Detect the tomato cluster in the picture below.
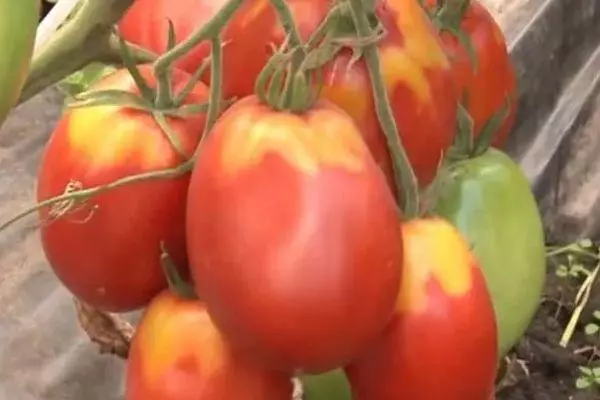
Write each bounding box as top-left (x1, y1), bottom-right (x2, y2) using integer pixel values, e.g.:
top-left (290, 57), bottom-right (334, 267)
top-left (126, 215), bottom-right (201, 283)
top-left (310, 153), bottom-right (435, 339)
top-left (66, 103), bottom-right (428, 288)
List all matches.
top-left (33, 0), bottom-right (546, 399)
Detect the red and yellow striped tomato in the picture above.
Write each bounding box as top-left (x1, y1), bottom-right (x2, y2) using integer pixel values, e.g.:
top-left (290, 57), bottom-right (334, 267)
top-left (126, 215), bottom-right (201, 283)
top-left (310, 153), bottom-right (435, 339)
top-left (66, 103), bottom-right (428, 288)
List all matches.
top-left (36, 65), bottom-right (208, 312)
top-left (126, 291), bottom-right (293, 400)
top-left (345, 217), bottom-right (498, 400)
top-left (118, 0), bottom-right (330, 101)
top-left (322, 0), bottom-right (458, 189)
top-left (185, 95), bottom-right (403, 374)
top-left (119, 0), bottom-right (457, 189)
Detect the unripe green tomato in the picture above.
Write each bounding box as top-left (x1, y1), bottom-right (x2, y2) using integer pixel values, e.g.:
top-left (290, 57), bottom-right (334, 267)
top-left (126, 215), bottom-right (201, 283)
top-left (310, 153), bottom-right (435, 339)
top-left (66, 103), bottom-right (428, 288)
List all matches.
top-left (0, 0), bottom-right (39, 127)
top-left (433, 148), bottom-right (546, 358)
top-left (304, 369), bottom-right (352, 400)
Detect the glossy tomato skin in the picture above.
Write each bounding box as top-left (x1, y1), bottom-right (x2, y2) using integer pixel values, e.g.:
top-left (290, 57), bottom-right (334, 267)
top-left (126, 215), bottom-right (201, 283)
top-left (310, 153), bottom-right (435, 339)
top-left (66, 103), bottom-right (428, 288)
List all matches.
top-left (345, 218), bottom-right (498, 400)
top-left (126, 290), bottom-right (293, 400)
top-left (118, 0), bottom-right (330, 101)
top-left (322, 0), bottom-right (458, 188)
top-left (36, 65), bottom-right (208, 312)
top-left (119, 0), bottom-right (457, 188)
top-left (426, 0), bottom-right (517, 146)
top-left (0, 0), bottom-right (39, 127)
top-left (186, 95), bottom-right (403, 374)
top-left (433, 148), bottom-right (546, 358)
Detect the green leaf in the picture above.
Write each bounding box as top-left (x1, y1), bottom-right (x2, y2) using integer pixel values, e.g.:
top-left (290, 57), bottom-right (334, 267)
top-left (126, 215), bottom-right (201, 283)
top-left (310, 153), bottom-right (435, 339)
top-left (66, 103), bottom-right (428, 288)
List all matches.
top-left (67, 89), bottom-right (153, 111)
top-left (556, 264), bottom-right (569, 278)
top-left (57, 63), bottom-right (117, 98)
top-left (578, 238), bottom-right (593, 248)
top-left (593, 310), bottom-right (600, 320)
top-left (576, 377), bottom-right (591, 389)
top-left (584, 323), bottom-right (599, 335)
top-left (579, 366), bottom-right (593, 375)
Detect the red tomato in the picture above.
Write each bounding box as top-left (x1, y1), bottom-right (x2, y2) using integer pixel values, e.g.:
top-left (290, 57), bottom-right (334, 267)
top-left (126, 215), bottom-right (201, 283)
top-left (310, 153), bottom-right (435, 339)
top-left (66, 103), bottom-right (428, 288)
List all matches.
top-left (185, 95), bottom-right (403, 374)
top-left (36, 65), bottom-right (208, 312)
top-left (118, 0), bottom-right (330, 102)
top-left (126, 290), bottom-right (293, 400)
top-left (345, 217), bottom-right (498, 400)
top-left (119, 0), bottom-right (457, 188)
top-left (321, 0), bottom-right (458, 188)
top-left (425, 0), bottom-right (517, 146)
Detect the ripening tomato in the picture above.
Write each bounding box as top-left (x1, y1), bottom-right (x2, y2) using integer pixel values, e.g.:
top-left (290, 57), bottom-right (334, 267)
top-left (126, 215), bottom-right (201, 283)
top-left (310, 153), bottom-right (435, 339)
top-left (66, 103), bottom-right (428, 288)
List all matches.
top-left (425, 0), bottom-right (517, 146)
top-left (36, 65), bottom-right (208, 312)
top-left (118, 0), bottom-right (330, 102)
top-left (119, 0), bottom-right (458, 188)
top-left (321, 0), bottom-right (458, 188)
top-left (345, 217), bottom-right (498, 400)
top-left (126, 290), bottom-right (294, 400)
top-left (433, 148), bottom-right (546, 358)
top-left (185, 95), bottom-right (403, 374)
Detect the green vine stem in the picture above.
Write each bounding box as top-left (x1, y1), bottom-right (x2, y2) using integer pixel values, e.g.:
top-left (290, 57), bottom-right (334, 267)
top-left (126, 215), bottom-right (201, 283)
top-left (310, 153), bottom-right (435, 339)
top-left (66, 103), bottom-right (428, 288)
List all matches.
top-left (347, 0), bottom-right (420, 218)
top-left (0, 159), bottom-right (194, 234)
top-left (19, 0), bottom-right (155, 104)
top-left (152, 0), bottom-right (243, 106)
top-left (0, 13), bottom-right (227, 236)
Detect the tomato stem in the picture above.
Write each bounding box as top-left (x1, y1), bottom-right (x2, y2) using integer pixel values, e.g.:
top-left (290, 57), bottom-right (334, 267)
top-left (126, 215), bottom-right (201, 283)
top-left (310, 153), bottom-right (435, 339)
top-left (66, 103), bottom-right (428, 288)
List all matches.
top-left (203, 36), bottom-right (225, 134)
top-left (0, 158), bottom-right (195, 235)
top-left (160, 242), bottom-right (197, 300)
top-left (268, 0), bottom-right (313, 112)
top-left (152, 0), bottom-right (243, 99)
top-left (19, 0), bottom-right (155, 104)
top-left (346, 0), bottom-right (420, 218)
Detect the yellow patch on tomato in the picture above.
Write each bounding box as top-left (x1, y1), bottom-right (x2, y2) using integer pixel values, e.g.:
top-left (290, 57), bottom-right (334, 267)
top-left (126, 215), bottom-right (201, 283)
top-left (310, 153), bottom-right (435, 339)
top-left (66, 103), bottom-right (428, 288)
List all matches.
top-left (238, 0), bottom-right (269, 28)
top-left (380, 0), bottom-right (451, 104)
top-left (320, 84), bottom-right (370, 124)
top-left (397, 218), bottom-right (473, 313)
top-left (67, 106), bottom-right (168, 169)
top-left (218, 107), bottom-right (367, 178)
top-left (139, 297), bottom-right (226, 383)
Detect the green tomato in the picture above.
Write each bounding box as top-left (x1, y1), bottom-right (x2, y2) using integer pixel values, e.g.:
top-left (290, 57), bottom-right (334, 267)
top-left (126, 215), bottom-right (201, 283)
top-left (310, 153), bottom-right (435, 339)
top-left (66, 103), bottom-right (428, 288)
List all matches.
top-left (0, 0), bottom-right (39, 127)
top-left (432, 148), bottom-right (546, 358)
top-left (304, 369), bottom-right (352, 400)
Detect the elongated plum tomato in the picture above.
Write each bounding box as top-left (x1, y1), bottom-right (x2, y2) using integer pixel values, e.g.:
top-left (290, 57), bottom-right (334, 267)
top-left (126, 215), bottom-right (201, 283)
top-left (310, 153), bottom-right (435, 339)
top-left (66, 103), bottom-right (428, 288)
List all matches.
top-left (433, 148), bottom-right (546, 358)
top-left (185, 95), bottom-right (403, 374)
top-left (36, 65), bottom-right (208, 312)
top-left (345, 218), bottom-right (498, 400)
top-left (321, 0), bottom-right (458, 189)
top-left (118, 0), bottom-right (330, 102)
top-left (425, 0), bottom-right (517, 146)
top-left (119, 0), bottom-right (457, 188)
top-left (126, 290), bottom-right (293, 400)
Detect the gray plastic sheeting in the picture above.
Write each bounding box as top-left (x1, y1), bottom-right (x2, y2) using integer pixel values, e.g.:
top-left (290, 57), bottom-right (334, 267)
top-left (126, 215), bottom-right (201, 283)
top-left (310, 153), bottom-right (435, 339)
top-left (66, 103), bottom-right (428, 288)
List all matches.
top-left (1, 0), bottom-right (599, 398)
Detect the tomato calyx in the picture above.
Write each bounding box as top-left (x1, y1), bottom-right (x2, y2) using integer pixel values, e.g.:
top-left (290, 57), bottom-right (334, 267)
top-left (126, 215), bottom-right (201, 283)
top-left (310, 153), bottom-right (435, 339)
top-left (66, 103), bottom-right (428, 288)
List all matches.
top-left (426, 0), bottom-right (479, 73)
top-left (160, 242), bottom-right (197, 300)
top-left (448, 97), bottom-right (512, 161)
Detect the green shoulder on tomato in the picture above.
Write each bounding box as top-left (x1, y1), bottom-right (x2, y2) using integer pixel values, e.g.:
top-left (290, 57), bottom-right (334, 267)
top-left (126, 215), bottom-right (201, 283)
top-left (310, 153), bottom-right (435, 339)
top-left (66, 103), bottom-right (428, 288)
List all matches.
top-left (432, 148), bottom-right (546, 358)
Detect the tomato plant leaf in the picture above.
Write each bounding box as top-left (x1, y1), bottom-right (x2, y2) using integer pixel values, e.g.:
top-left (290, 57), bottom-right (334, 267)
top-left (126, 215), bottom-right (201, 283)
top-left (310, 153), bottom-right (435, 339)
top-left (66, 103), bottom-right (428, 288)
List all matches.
top-left (67, 89), bottom-right (153, 111)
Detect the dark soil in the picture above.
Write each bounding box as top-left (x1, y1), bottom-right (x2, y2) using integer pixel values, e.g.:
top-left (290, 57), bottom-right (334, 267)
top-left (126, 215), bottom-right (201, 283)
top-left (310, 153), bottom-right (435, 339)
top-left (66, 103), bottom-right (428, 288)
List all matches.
top-left (496, 261), bottom-right (600, 400)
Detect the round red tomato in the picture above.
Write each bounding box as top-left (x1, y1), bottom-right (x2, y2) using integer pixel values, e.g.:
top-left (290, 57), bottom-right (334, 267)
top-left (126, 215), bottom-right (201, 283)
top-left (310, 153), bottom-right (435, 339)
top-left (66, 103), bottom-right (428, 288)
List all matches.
top-left (118, 0), bottom-right (330, 102)
top-left (425, 0), bottom-right (517, 146)
top-left (119, 0), bottom-right (458, 189)
top-left (126, 290), bottom-right (293, 400)
top-left (345, 217), bottom-right (498, 399)
top-left (185, 95), bottom-right (403, 374)
top-left (36, 65), bottom-right (208, 312)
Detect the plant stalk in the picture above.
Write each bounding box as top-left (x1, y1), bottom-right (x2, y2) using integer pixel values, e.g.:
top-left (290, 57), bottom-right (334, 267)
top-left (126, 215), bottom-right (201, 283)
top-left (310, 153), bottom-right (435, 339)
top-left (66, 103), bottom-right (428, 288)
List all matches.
top-left (347, 0), bottom-right (420, 217)
top-left (19, 0), bottom-right (140, 104)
